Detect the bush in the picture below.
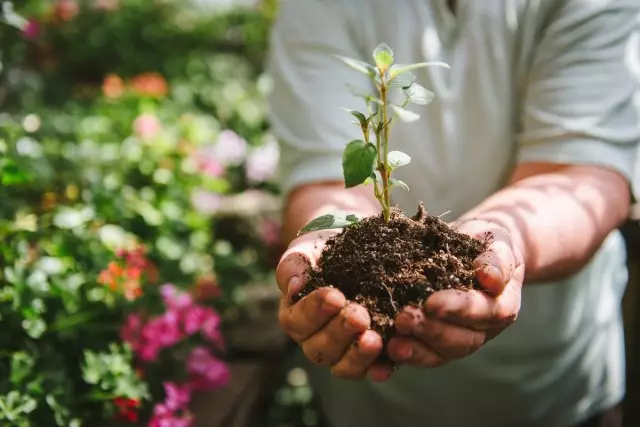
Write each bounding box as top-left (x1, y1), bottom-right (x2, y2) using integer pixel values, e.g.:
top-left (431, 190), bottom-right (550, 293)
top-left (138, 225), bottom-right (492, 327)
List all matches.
top-left (0, 1), bottom-right (280, 425)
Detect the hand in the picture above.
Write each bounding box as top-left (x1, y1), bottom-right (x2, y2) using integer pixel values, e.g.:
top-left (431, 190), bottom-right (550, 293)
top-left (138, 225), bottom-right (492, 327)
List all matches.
top-left (383, 219), bottom-right (524, 372)
top-left (276, 230), bottom-right (384, 380)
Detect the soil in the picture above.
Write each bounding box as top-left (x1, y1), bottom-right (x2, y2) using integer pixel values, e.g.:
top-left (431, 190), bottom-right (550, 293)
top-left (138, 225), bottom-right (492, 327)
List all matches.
top-left (293, 203), bottom-right (487, 359)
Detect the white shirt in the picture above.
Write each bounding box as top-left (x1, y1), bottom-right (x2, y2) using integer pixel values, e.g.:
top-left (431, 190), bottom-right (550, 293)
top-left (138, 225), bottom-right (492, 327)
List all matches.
top-left (267, 1), bottom-right (640, 426)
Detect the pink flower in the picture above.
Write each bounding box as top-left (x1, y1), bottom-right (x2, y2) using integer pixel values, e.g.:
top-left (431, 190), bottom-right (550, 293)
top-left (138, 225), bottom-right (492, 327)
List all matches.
top-left (54, 0), bottom-right (79, 21)
top-left (196, 156), bottom-right (225, 178)
top-left (149, 404), bottom-right (193, 427)
top-left (160, 284), bottom-right (193, 311)
top-left (120, 313), bottom-right (143, 351)
top-left (259, 217), bottom-right (282, 247)
top-left (163, 382), bottom-right (191, 412)
top-left (201, 314), bottom-right (225, 350)
top-left (245, 136), bottom-right (279, 183)
top-left (22, 20), bottom-right (40, 40)
top-left (186, 347), bottom-right (230, 390)
top-left (181, 305), bottom-right (209, 335)
top-left (133, 113), bottom-right (161, 140)
top-left (211, 130), bottom-right (248, 166)
top-left (190, 189), bottom-right (222, 215)
top-left (138, 311), bottom-right (183, 361)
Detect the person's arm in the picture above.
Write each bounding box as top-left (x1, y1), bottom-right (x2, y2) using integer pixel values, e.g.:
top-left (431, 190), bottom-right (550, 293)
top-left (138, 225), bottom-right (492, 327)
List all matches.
top-left (458, 162), bottom-right (630, 284)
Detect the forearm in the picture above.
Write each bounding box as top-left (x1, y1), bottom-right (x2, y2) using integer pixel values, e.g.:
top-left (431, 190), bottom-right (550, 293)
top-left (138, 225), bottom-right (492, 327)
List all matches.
top-left (459, 163), bottom-right (630, 283)
top-left (283, 182), bottom-right (380, 244)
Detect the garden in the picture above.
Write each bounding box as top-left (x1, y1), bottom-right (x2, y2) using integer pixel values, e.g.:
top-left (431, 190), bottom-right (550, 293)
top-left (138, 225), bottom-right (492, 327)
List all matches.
top-left (1, 1), bottom-right (639, 427)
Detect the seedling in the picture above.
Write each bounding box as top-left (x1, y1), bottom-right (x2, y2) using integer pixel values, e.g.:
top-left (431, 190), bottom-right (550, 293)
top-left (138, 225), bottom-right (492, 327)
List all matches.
top-left (298, 43), bottom-right (448, 235)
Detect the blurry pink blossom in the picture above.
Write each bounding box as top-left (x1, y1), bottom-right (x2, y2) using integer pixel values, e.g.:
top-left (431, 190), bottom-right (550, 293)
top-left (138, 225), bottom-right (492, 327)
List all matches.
top-left (181, 305), bottom-right (210, 335)
top-left (133, 113), bottom-right (161, 140)
top-left (163, 382), bottom-right (191, 412)
top-left (120, 313), bottom-right (143, 351)
top-left (22, 20), bottom-right (40, 40)
top-left (259, 217), bottom-right (282, 247)
top-left (245, 137), bottom-right (280, 183)
top-left (186, 346), bottom-right (230, 390)
top-left (190, 188), bottom-right (222, 214)
top-left (149, 403), bottom-right (193, 427)
top-left (139, 311), bottom-right (183, 361)
top-left (160, 284), bottom-right (194, 312)
top-left (201, 315), bottom-right (225, 350)
top-left (210, 130), bottom-right (248, 166)
top-left (94, 0), bottom-right (119, 10)
top-left (196, 156), bottom-right (225, 178)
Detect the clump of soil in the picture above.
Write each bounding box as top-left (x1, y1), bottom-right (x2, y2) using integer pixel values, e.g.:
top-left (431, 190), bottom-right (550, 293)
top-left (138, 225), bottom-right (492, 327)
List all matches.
top-left (294, 204), bottom-right (487, 352)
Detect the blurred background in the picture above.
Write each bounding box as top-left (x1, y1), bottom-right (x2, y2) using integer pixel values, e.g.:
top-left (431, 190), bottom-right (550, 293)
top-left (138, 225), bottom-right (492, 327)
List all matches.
top-left (0, 1), bottom-right (638, 426)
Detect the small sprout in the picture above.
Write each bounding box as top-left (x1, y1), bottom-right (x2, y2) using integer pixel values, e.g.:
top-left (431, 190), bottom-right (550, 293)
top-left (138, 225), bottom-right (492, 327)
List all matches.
top-left (298, 43), bottom-right (447, 235)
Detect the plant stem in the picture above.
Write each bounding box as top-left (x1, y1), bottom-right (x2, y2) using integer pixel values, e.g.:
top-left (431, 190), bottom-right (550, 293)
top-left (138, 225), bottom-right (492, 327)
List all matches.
top-left (379, 84), bottom-right (391, 221)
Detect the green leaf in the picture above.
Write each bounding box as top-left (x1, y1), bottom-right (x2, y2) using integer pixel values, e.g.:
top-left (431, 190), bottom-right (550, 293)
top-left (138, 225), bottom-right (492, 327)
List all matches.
top-left (363, 170), bottom-right (382, 185)
top-left (344, 109), bottom-right (368, 128)
top-left (388, 151), bottom-right (411, 169)
top-left (373, 43), bottom-right (394, 71)
top-left (298, 212), bottom-right (361, 236)
top-left (391, 105), bottom-right (420, 123)
top-left (336, 56), bottom-right (377, 77)
top-left (391, 179), bottom-right (410, 192)
top-left (389, 62), bottom-right (450, 79)
top-left (345, 84), bottom-right (383, 105)
top-left (342, 140), bottom-right (377, 188)
top-left (404, 83), bottom-right (435, 105)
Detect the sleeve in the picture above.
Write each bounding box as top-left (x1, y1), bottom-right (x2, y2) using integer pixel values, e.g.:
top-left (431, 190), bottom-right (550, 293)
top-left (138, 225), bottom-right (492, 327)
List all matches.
top-left (266, 0), bottom-right (371, 196)
top-left (517, 0), bottom-right (640, 196)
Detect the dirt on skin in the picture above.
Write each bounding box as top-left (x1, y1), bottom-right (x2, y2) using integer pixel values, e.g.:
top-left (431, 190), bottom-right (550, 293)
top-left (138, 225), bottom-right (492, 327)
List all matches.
top-left (294, 203), bottom-right (487, 357)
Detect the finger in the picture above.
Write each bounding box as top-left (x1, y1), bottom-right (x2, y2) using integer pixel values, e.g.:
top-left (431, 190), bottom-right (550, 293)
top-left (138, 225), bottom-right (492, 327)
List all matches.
top-left (278, 287), bottom-right (346, 342)
top-left (302, 303), bottom-right (371, 366)
top-left (473, 238), bottom-right (515, 296)
top-left (276, 231), bottom-right (333, 295)
top-left (387, 336), bottom-right (447, 367)
top-left (330, 330), bottom-right (384, 380)
top-left (367, 363), bottom-right (395, 382)
top-left (395, 307), bottom-right (485, 359)
top-left (424, 284), bottom-right (521, 330)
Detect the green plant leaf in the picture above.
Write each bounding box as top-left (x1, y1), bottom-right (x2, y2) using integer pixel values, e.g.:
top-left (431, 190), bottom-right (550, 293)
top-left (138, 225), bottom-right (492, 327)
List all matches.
top-left (345, 84), bottom-right (383, 105)
top-left (389, 62), bottom-right (450, 79)
top-left (391, 179), bottom-right (410, 192)
top-left (363, 170), bottom-right (382, 185)
top-left (297, 211), bottom-right (361, 236)
top-left (403, 83), bottom-right (435, 105)
top-left (388, 151), bottom-right (411, 169)
top-left (342, 140), bottom-right (377, 188)
top-left (336, 56), bottom-right (377, 77)
top-left (388, 72), bottom-right (415, 89)
top-left (391, 105), bottom-right (420, 123)
top-left (373, 43), bottom-right (394, 71)
top-left (344, 109), bottom-right (368, 128)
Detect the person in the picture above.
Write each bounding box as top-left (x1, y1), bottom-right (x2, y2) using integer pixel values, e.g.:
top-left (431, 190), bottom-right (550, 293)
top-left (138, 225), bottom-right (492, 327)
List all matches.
top-left (267, 1), bottom-right (640, 426)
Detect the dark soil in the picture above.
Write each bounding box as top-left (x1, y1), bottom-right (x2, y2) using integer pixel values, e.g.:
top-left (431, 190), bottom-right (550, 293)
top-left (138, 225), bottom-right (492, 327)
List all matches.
top-left (293, 204), bottom-right (487, 358)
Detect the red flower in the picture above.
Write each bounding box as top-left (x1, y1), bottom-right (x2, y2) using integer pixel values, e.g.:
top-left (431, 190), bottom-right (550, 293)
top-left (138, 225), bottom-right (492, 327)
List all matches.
top-left (102, 74), bottom-right (125, 99)
top-left (130, 72), bottom-right (168, 98)
top-left (113, 397), bottom-right (140, 423)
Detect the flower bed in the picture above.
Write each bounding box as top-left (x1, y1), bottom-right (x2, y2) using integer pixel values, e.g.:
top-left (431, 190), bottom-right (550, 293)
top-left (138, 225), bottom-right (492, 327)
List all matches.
top-left (0, 1), bottom-right (281, 425)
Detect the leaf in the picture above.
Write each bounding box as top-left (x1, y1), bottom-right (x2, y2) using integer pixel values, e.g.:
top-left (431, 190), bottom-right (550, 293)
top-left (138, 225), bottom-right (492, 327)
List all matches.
top-left (388, 72), bottom-right (415, 89)
top-left (336, 56), bottom-right (377, 77)
top-left (404, 83), bottom-right (435, 105)
top-left (344, 109), bottom-right (368, 128)
top-left (391, 179), bottom-right (410, 192)
top-left (363, 170), bottom-right (383, 185)
top-left (373, 43), bottom-right (394, 71)
top-left (298, 212), bottom-right (361, 236)
top-left (391, 105), bottom-right (420, 123)
top-left (345, 84), bottom-right (383, 105)
top-left (342, 140), bottom-right (377, 188)
top-left (389, 62), bottom-right (450, 79)
top-left (388, 151), bottom-right (411, 169)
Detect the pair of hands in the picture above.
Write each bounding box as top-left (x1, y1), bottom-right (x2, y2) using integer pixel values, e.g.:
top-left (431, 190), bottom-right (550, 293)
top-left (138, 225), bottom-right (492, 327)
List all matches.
top-left (276, 219), bottom-right (525, 382)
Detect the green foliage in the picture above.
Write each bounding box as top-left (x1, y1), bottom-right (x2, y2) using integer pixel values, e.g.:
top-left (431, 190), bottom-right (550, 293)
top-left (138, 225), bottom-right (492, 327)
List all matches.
top-left (297, 212), bottom-right (361, 236)
top-left (299, 43), bottom-right (447, 235)
top-left (342, 140), bottom-right (377, 188)
top-left (0, 1), bottom-right (280, 425)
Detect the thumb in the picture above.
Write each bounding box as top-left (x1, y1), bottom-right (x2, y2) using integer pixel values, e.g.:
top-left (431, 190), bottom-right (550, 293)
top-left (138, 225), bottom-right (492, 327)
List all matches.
top-left (275, 230), bottom-right (333, 299)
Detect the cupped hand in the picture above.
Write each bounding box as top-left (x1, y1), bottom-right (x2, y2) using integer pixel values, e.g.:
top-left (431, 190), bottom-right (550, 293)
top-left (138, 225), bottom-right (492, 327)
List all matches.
top-left (276, 230), bottom-right (385, 380)
top-left (383, 219), bottom-right (525, 372)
